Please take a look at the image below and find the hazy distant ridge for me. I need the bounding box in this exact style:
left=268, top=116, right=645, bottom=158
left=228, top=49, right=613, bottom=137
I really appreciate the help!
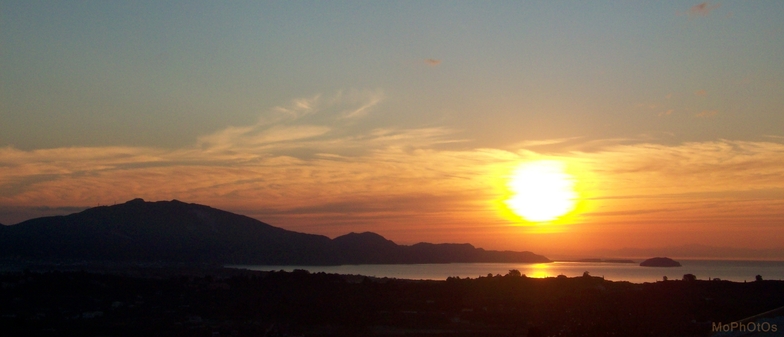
left=595, top=245, right=784, bottom=261
left=0, top=199, right=550, bottom=265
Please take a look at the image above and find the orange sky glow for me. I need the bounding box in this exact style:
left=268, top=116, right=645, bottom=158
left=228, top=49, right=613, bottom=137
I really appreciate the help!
left=2, top=2, right=783, bottom=259
left=2, top=93, right=783, bottom=258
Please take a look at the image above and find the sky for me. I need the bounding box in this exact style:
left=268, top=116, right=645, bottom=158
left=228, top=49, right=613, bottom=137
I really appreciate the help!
left=2, top=1, right=783, bottom=258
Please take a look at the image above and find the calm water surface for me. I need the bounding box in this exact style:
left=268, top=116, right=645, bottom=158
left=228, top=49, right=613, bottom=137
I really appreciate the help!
left=232, top=260, right=784, bottom=283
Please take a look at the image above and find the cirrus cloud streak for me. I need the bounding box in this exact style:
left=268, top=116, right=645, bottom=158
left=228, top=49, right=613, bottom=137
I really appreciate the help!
left=1, top=92, right=783, bottom=252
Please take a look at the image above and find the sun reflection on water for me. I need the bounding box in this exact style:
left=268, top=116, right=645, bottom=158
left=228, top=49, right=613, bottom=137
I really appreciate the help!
left=526, top=263, right=553, bottom=279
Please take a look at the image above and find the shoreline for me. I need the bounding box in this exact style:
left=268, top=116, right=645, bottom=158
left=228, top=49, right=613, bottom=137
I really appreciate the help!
left=3, top=259, right=784, bottom=283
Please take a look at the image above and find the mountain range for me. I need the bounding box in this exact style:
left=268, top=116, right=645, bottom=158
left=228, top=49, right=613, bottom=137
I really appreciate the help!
left=0, top=199, right=550, bottom=266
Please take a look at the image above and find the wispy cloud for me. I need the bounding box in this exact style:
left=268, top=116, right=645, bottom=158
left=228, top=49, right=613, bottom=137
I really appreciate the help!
left=506, top=137, right=583, bottom=151
left=696, top=110, right=718, bottom=118
left=694, top=89, right=708, bottom=96
left=686, top=2, right=721, bottom=17
left=335, top=89, right=385, bottom=119
left=196, top=89, right=385, bottom=155
left=2, top=92, right=783, bottom=251
left=425, top=58, right=441, bottom=66
left=0, top=91, right=481, bottom=224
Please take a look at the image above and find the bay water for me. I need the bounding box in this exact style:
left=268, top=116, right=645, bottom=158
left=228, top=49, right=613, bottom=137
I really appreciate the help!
left=232, top=259, right=784, bottom=283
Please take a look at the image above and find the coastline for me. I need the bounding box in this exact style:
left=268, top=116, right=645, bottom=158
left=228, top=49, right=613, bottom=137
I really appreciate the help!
left=229, top=259, right=784, bottom=283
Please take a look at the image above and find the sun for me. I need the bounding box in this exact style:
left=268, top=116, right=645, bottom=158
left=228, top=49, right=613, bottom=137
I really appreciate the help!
left=505, top=160, right=577, bottom=222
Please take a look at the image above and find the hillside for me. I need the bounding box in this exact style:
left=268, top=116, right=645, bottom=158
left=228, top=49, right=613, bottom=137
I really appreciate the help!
left=0, top=199, right=550, bottom=265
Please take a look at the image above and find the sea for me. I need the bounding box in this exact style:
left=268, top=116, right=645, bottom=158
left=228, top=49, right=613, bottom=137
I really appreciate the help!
left=231, top=260, right=784, bottom=284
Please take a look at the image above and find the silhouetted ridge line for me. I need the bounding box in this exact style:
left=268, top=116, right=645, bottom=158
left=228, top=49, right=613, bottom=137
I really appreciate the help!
left=0, top=199, right=551, bottom=265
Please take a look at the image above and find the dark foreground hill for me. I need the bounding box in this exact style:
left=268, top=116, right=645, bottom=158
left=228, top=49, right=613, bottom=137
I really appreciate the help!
left=3, top=269, right=782, bottom=336
left=0, top=199, right=550, bottom=265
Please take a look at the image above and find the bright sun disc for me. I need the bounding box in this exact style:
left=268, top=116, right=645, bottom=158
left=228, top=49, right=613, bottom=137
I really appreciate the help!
left=506, top=160, right=577, bottom=222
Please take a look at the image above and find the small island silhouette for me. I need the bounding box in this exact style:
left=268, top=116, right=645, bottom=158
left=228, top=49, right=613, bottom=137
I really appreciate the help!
left=639, top=257, right=681, bottom=267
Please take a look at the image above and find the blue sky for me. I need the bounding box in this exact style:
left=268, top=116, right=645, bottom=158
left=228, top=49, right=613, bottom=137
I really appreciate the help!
left=2, top=1, right=783, bottom=256
left=4, top=1, right=782, bottom=149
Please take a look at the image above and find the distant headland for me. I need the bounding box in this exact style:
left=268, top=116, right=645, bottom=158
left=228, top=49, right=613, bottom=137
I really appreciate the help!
left=560, top=258, right=636, bottom=264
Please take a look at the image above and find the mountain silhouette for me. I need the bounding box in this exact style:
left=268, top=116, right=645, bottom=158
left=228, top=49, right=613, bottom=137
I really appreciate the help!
left=0, top=199, right=550, bottom=265
left=332, top=232, right=401, bottom=264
